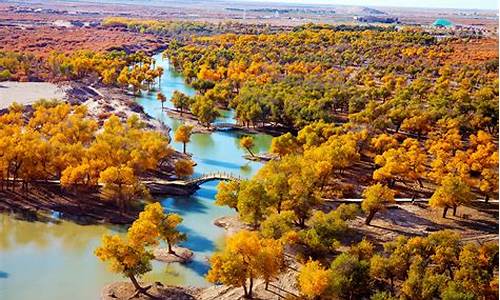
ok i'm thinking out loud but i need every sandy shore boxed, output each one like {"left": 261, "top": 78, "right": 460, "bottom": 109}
{"left": 0, "top": 81, "right": 68, "bottom": 109}
{"left": 0, "top": 80, "right": 169, "bottom": 135}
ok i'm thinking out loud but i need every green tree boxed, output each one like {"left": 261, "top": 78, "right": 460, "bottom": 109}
{"left": 361, "top": 184, "right": 396, "bottom": 225}
{"left": 191, "top": 95, "right": 219, "bottom": 127}
{"left": 300, "top": 204, "right": 358, "bottom": 255}
{"left": 329, "top": 252, "right": 371, "bottom": 300}
{"left": 215, "top": 180, "right": 240, "bottom": 211}
{"left": 429, "top": 175, "right": 474, "bottom": 218}
{"left": 171, "top": 90, "right": 192, "bottom": 116}
{"left": 237, "top": 180, "right": 271, "bottom": 227}
{"left": 260, "top": 211, "right": 295, "bottom": 240}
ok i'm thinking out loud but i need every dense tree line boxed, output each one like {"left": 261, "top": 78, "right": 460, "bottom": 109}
{"left": 165, "top": 25, "right": 497, "bottom": 135}
{"left": 216, "top": 119, "right": 497, "bottom": 226}
{"left": 0, "top": 50, "right": 163, "bottom": 92}
{"left": 17, "top": 21, "right": 492, "bottom": 299}
{"left": 102, "top": 17, "right": 291, "bottom": 38}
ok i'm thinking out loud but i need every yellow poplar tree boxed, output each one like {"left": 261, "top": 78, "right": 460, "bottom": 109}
{"left": 240, "top": 136, "right": 255, "bottom": 157}
{"left": 429, "top": 175, "right": 475, "bottom": 218}
{"left": 174, "top": 125, "right": 193, "bottom": 154}
{"left": 206, "top": 230, "right": 284, "bottom": 298}
{"left": 297, "top": 259, "right": 331, "bottom": 299}
{"left": 361, "top": 183, "right": 396, "bottom": 225}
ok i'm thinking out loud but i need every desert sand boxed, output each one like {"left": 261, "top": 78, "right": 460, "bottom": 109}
{"left": 0, "top": 81, "right": 67, "bottom": 108}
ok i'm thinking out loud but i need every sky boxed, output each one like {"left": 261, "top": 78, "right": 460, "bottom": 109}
{"left": 244, "top": 0, "right": 499, "bottom": 10}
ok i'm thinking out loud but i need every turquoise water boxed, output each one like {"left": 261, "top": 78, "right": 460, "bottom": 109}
{"left": 137, "top": 53, "right": 272, "bottom": 283}
{"left": 0, "top": 54, "right": 272, "bottom": 299}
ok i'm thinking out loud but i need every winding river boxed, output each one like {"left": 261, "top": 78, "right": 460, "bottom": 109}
{"left": 0, "top": 53, "right": 272, "bottom": 299}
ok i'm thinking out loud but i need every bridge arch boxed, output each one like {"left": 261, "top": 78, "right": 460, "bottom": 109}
{"left": 186, "top": 172, "right": 242, "bottom": 186}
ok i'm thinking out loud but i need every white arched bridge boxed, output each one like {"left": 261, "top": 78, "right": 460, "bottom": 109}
{"left": 183, "top": 172, "right": 242, "bottom": 185}
{"left": 144, "top": 172, "right": 242, "bottom": 195}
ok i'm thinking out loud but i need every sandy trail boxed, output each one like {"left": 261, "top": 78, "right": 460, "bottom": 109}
{"left": 0, "top": 81, "right": 67, "bottom": 109}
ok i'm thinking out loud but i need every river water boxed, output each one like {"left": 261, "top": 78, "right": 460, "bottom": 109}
{"left": 0, "top": 53, "right": 272, "bottom": 299}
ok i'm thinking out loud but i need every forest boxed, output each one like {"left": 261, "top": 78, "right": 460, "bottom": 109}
{"left": 165, "top": 25, "right": 497, "bottom": 134}
{"left": 0, "top": 14, "right": 497, "bottom": 300}
{"left": 163, "top": 24, "right": 498, "bottom": 299}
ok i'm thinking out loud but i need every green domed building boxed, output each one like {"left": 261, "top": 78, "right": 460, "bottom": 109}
{"left": 433, "top": 18, "right": 454, "bottom": 28}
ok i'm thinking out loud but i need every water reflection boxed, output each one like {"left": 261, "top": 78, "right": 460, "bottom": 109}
{"left": 0, "top": 215, "right": 123, "bottom": 300}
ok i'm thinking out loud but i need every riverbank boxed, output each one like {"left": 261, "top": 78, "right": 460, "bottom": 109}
{"left": 101, "top": 268, "right": 300, "bottom": 300}
{"left": 0, "top": 183, "right": 139, "bottom": 224}
{"left": 164, "top": 106, "right": 288, "bottom": 137}
{"left": 68, "top": 81, "right": 170, "bottom": 134}
{"left": 213, "top": 215, "right": 251, "bottom": 235}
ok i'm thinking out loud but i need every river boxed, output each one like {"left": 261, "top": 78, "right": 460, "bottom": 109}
{"left": 0, "top": 53, "right": 272, "bottom": 299}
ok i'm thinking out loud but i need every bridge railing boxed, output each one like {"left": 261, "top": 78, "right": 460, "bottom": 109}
{"left": 185, "top": 171, "right": 242, "bottom": 185}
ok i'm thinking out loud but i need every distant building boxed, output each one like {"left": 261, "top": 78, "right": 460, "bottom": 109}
{"left": 354, "top": 16, "right": 399, "bottom": 24}
{"left": 433, "top": 19, "right": 454, "bottom": 28}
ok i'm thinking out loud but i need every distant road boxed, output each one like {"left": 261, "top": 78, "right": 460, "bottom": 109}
{"left": 323, "top": 198, "right": 499, "bottom": 203}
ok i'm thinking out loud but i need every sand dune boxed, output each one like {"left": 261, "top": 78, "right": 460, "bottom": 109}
{"left": 0, "top": 81, "right": 68, "bottom": 109}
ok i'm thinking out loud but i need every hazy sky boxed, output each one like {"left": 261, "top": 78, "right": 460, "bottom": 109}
{"left": 246, "top": 0, "right": 498, "bottom": 10}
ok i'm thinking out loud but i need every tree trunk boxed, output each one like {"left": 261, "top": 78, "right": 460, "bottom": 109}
{"left": 128, "top": 275, "right": 155, "bottom": 299}
{"left": 452, "top": 205, "right": 457, "bottom": 217}
{"left": 265, "top": 281, "right": 269, "bottom": 290}
{"left": 417, "top": 178, "right": 423, "bottom": 188}
{"left": 128, "top": 274, "right": 144, "bottom": 292}
{"left": 248, "top": 276, "right": 254, "bottom": 299}
{"left": 485, "top": 195, "right": 490, "bottom": 203}
{"left": 297, "top": 216, "right": 306, "bottom": 228}
{"left": 247, "top": 147, "right": 254, "bottom": 157}
{"left": 319, "top": 172, "right": 330, "bottom": 191}
{"left": 183, "top": 142, "right": 187, "bottom": 154}
{"left": 388, "top": 179, "right": 395, "bottom": 188}
{"left": 365, "top": 210, "right": 376, "bottom": 225}
{"left": 243, "top": 284, "right": 248, "bottom": 298}
{"left": 167, "top": 241, "right": 175, "bottom": 254}
{"left": 442, "top": 206, "right": 449, "bottom": 218}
